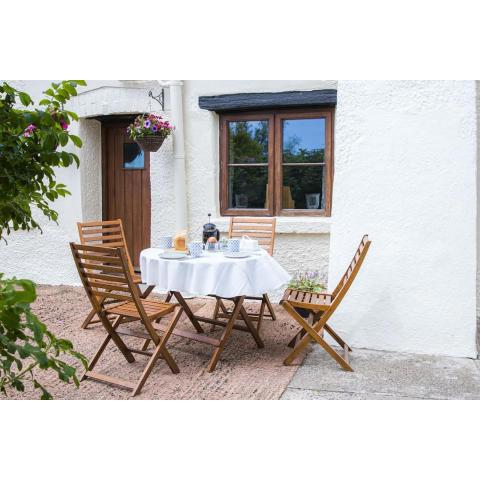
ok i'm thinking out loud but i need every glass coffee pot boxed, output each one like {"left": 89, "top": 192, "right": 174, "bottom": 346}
{"left": 202, "top": 213, "right": 220, "bottom": 245}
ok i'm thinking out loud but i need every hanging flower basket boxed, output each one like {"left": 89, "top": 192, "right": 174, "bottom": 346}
{"left": 127, "top": 113, "right": 174, "bottom": 153}
{"left": 135, "top": 135, "right": 166, "bottom": 152}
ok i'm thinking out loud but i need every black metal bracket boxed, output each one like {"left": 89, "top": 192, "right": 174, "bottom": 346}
{"left": 148, "top": 89, "right": 165, "bottom": 111}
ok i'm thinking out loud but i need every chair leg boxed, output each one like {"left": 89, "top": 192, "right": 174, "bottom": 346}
{"left": 282, "top": 302, "right": 353, "bottom": 371}
{"left": 139, "top": 290, "right": 176, "bottom": 351}
{"left": 140, "top": 285, "right": 155, "bottom": 299}
{"left": 209, "top": 298, "right": 221, "bottom": 332}
{"left": 100, "top": 313, "right": 136, "bottom": 363}
{"left": 81, "top": 308, "right": 97, "bottom": 329}
{"left": 287, "top": 311, "right": 321, "bottom": 348}
{"left": 324, "top": 324, "right": 352, "bottom": 352}
{"left": 263, "top": 294, "right": 277, "bottom": 321}
{"left": 207, "top": 296, "right": 245, "bottom": 372}
{"left": 256, "top": 298, "right": 266, "bottom": 334}
{"left": 240, "top": 306, "right": 264, "bottom": 349}
{"left": 81, "top": 316, "right": 134, "bottom": 383}
{"left": 132, "top": 308, "right": 182, "bottom": 396}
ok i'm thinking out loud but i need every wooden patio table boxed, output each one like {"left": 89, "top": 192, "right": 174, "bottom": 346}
{"left": 140, "top": 248, "right": 291, "bottom": 371}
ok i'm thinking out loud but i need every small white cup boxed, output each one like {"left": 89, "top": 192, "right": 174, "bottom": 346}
{"left": 188, "top": 242, "right": 203, "bottom": 258}
{"left": 227, "top": 239, "right": 240, "bottom": 252}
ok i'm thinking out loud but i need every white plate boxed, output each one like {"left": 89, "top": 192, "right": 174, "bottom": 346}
{"left": 224, "top": 252, "right": 251, "bottom": 259}
{"left": 160, "top": 252, "right": 187, "bottom": 260}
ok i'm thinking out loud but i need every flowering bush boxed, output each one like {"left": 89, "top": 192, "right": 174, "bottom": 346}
{"left": 0, "top": 80, "right": 85, "bottom": 240}
{"left": 127, "top": 113, "right": 174, "bottom": 140}
{"left": 288, "top": 270, "right": 326, "bottom": 293}
{"left": 0, "top": 80, "right": 87, "bottom": 399}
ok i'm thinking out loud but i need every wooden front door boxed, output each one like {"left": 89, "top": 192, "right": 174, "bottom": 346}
{"left": 102, "top": 120, "right": 151, "bottom": 269}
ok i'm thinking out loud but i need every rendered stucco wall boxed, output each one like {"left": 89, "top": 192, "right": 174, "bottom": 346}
{"left": 182, "top": 80, "right": 337, "bottom": 286}
{"left": 0, "top": 80, "right": 176, "bottom": 284}
{"left": 328, "top": 80, "right": 477, "bottom": 358}
{"left": 476, "top": 81, "right": 480, "bottom": 351}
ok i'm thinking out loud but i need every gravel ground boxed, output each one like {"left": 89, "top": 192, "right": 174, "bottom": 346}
{"left": 3, "top": 285, "right": 305, "bottom": 400}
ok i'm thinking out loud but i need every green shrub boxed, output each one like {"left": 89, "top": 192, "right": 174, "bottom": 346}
{"left": 0, "top": 274, "right": 87, "bottom": 399}
{"left": 0, "top": 80, "right": 88, "bottom": 398}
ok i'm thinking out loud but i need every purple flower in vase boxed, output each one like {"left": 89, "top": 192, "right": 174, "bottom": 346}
{"left": 144, "top": 119, "right": 151, "bottom": 129}
{"left": 151, "top": 124, "right": 158, "bottom": 133}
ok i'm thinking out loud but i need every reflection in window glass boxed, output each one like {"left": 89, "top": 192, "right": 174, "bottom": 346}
{"left": 228, "top": 120, "right": 269, "bottom": 164}
{"left": 282, "top": 165, "right": 325, "bottom": 210}
{"left": 123, "top": 143, "right": 144, "bottom": 169}
{"left": 282, "top": 118, "right": 325, "bottom": 164}
{"left": 228, "top": 166, "right": 268, "bottom": 209}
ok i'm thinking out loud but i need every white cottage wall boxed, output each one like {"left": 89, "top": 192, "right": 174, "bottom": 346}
{"left": 328, "top": 80, "right": 477, "bottom": 358}
{"left": 0, "top": 80, "right": 177, "bottom": 284}
{"left": 182, "top": 80, "right": 337, "bottom": 282}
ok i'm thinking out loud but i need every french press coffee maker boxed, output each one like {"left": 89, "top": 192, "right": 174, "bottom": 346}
{"left": 202, "top": 213, "right": 220, "bottom": 244}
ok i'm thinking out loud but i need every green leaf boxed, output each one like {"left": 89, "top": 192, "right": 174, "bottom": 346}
{"left": 63, "top": 83, "right": 77, "bottom": 96}
{"left": 18, "top": 92, "right": 32, "bottom": 106}
{"left": 58, "top": 132, "right": 69, "bottom": 147}
{"left": 69, "top": 134, "right": 82, "bottom": 148}
{"left": 43, "top": 133, "right": 57, "bottom": 151}
{"left": 65, "top": 110, "right": 78, "bottom": 121}
{"left": 12, "top": 279, "right": 36, "bottom": 303}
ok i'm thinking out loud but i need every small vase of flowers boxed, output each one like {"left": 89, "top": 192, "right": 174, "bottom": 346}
{"left": 127, "top": 113, "right": 174, "bottom": 152}
{"left": 287, "top": 270, "right": 326, "bottom": 318}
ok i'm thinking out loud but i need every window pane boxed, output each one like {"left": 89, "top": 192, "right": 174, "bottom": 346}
{"left": 123, "top": 143, "right": 144, "bottom": 169}
{"left": 282, "top": 118, "right": 325, "bottom": 164}
{"left": 228, "top": 166, "right": 268, "bottom": 209}
{"left": 228, "top": 120, "right": 269, "bottom": 164}
{"left": 282, "top": 165, "right": 325, "bottom": 210}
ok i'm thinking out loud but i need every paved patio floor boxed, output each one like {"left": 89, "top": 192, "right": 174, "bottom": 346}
{"left": 281, "top": 345, "right": 480, "bottom": 400}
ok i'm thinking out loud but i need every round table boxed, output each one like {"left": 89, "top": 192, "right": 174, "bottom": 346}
{"left": 140, "top": 248, "right": 290, "bottom": 297}
{"left": 139, "top": 247, "right": 291, "bottom": 372}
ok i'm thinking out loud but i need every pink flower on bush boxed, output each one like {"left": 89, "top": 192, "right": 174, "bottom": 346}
{"left": 60, "top": 120, "right": 69, "bottom": 131}
{"left": 23, "top": 124, "right": 36, "bottom": 138}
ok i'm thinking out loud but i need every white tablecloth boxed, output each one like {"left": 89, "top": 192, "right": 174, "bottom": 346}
{"left": 140, "top": 248, "right": 291, "bottom": 298}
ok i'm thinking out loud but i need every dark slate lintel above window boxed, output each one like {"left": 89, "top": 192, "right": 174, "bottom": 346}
{"left": 198, "top": 89, "right": 337, "bottom": 112}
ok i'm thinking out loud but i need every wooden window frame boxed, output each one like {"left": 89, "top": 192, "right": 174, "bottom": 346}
{"left": 219, "top": 108, "right": 334, "bottom": 217}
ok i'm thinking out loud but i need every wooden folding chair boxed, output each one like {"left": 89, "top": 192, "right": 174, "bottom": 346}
{"left": 213, "top": 217, "right": 277, "bottom": 334}
{"left": 281, "top": 235, "right": 372, "bottom": 371}
{"left": 77, "top": 219, "right": 155, "bottom": 329}
{"left": 70, "top": 243, "right": 182, "bottom": 396}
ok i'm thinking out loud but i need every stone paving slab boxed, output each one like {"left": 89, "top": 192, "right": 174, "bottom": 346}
{"left": 281, "top": 388, "right": 423, "bottom": 400}
{"left": 282, "top": 345, "right": 480, "bottom": 400}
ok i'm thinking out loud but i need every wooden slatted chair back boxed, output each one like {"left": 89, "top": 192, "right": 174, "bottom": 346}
{"left": 70, "top": 243, "right": 146, "bottom": 318}
{"left": 77, "top": 220, "right": 135, "bottom": 276}
{"left": 331, "top": 235, "right": 371, "bottom": 303}
{"left": 228, "top": 217, "right": 277, "bottom": 256}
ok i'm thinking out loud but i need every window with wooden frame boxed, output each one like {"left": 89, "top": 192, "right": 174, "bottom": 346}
{"left": 219, "top": 108, "right": 334, "bottom": 217}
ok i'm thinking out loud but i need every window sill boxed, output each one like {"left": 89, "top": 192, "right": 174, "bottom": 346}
{"left": 210, "top": 216, "right": 332, "bottom": 235}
